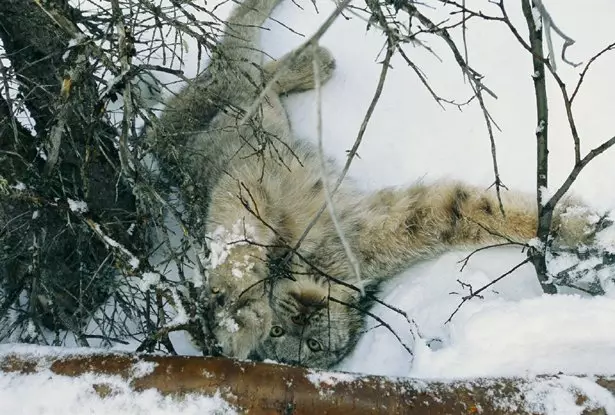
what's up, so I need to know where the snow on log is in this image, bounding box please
[0,346,614,414]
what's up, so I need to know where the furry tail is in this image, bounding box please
[354,181,598,279]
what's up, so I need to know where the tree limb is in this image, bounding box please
[1,349,614,414]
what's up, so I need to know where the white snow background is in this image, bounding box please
[2,0,615,413]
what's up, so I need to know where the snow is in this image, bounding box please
[306,370,357,387]
[168,287,189,326]
[597,216,615,254]
[130,360,157,378]
[536,119,546,134]
[139,272,160,291]
[0,365,234,414]
[89,221,140,270]
[217,314,239,334]
[67,198,88,213]
[37,145,48,160]
[3,0,615,413]
[206,222,260,270]
[335,248,615,378]
[531,5,543,31]
[305,370,359,398]
[0,345,237,414]
[413,294,615,378]
[521,376,615,415]
[539,185,552,206]
[10,182,27,191]
[261,0,615,211]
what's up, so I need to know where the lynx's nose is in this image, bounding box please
[289,290,326,326]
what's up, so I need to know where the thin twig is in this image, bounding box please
[312,44,363,293]
[290,30,395,258]
[446,258,531,324]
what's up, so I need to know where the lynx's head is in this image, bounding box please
[250,276,368,368]
[203,231,373,368]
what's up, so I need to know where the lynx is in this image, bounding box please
[148,0,603,368]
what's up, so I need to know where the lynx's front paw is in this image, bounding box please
[212,294,272,359]
[206,243,272,359]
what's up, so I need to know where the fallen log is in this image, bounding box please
[0,346,613,414]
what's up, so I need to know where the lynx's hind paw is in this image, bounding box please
[265,46,336,94]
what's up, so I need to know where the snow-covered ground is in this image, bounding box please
[0,345,236,415]
[2,0,615,413]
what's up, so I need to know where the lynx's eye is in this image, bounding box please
[211,287,220,294]
[306,338,322,352]
[270,325,285,337]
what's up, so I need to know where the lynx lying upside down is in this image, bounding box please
[148,0,605,368]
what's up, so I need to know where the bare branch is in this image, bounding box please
[290,18,395,256]
[571,42,615,102]
[312,45,364,293]
[446,258,531,324]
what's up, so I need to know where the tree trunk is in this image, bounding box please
[1,349,613,414]
[520,0,557,295]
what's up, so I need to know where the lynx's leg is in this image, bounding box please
[204,163,283,358]
[353,181,598,280]
[211,0,283,83]
[206,242,273,359]
[263,46,336,95]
